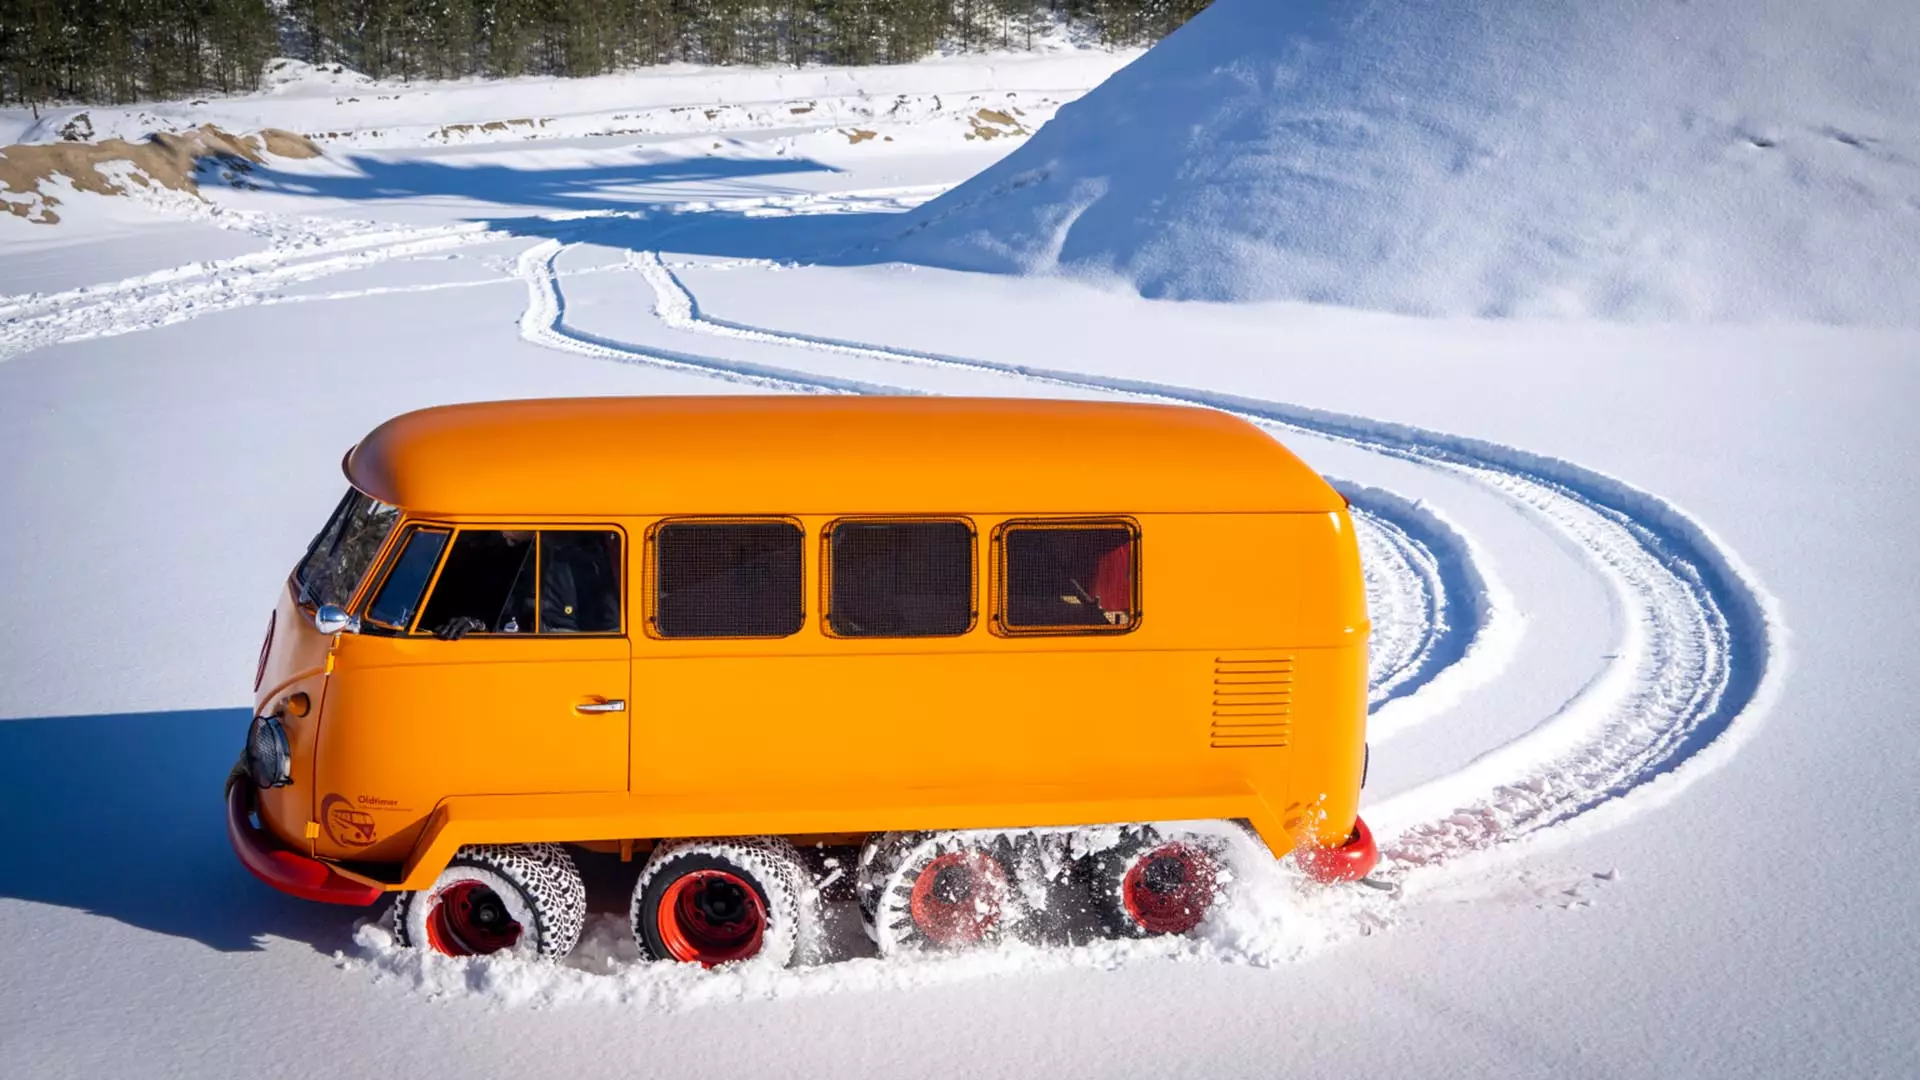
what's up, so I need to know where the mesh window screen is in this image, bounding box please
[654,521,804,638]
[1003,526,1136,631]
[829,521,973,637]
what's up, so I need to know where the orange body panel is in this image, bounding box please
[248,397,1370,889]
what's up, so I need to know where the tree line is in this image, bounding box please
[1,1,1211,111]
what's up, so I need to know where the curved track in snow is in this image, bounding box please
[517,243,1786,877]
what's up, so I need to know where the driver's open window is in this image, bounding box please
[992,520,1139,635]
[405,528,623,638]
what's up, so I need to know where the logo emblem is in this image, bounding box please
[320,793,376,848]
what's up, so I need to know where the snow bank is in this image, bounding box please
[886,0,1920,325]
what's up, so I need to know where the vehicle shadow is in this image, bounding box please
[239,152,841,217]
[0,708,364,954]
[233,150,923,267]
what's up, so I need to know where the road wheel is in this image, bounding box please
[393,843,586,960]
[633,838,803,967]
[862,831,1022,955]
[1092,832,1222,938]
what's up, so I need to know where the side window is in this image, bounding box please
[366,528,449,630]
[541,531,622,634]
[826,520,974,637]
[996,521,1139,634]
[417,531,537,637]
[652,520,803,638]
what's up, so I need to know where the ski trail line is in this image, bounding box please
[586,248,1788,872]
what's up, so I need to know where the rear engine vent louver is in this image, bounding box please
[1210,655,1292,749]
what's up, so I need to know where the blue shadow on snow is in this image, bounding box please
[236,151,908,265]
[0,708,360,954]
[242,152,839,216]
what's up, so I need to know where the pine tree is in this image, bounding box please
[0,0,1214,109]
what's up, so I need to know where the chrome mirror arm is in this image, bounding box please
[314,604,361,635]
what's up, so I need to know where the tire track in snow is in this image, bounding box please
[1348,500,1448,705]
[562,248,1786,872]
[0,188,949,362]
[0,221,511,360]
[1337,483,1524,746]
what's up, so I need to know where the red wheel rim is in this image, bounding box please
[657,870,767,966]
[908,851,1009,948]
[1121,843,1218,936]
[425,880,523,956]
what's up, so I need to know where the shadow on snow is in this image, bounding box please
[237,151,917,264]
[244,151,831,217]
[0,708,357,954]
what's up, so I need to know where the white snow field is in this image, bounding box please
[3,18,1919,1080]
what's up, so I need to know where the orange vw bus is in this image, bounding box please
[230,396,1377,965]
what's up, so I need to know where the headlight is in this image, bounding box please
[247,714,292,788]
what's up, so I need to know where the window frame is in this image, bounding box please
[368,522,627,638]
[533,527,629,637]
[643,516,807,641]
[361,524,452,633]
[819,516,979,640]
[989,517,1143,638]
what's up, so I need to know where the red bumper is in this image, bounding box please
[1295,815,1381,884]
[226,781,385,906]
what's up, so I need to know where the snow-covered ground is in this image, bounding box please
[3,24,1919,1080]
[0,50,1137,151]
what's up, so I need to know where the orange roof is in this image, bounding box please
[344,396,1342,517]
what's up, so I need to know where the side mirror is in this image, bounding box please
[314,604,361,635]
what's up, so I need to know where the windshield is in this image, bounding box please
[295,490,400,609]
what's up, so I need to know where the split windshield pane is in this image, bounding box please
[296,490,400,609]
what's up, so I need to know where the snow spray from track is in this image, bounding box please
[590,249,1787,873]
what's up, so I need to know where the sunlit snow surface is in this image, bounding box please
[890,0,1920,323]
[2,43,1917,1080]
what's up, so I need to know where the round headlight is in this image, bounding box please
[247,714,291,788]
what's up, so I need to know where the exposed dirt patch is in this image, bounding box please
[261,129,321,159]
[0,125,320,224]
[965,108,1030,142]
[844,129,878,144]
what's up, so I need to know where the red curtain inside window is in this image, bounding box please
[1090,540,1131,615]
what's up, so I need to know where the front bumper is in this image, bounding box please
[226,777,384,906]
[1295,815,1381,884]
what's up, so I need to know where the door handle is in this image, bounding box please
[575,698,626,714]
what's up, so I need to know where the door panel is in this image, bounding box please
[316,634,629,861]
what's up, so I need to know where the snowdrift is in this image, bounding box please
[885,0,1920,324]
